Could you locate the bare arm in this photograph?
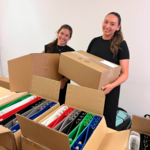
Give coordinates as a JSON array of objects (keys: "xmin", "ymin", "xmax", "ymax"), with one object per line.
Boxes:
[{"xmin": 102, "ymin": 59, "xmax": 129, "ymax": 94}]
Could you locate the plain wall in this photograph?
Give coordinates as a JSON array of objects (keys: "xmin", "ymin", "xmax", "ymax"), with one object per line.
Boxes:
[{"xmin": 0, "ymin": 0, "xmax": 150, "ymax": 117}]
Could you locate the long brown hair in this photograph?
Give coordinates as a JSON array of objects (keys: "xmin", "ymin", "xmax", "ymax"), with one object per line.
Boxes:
[
  {"xmin": 107, "ymin": 12, "xmax": 124, "ymax": 57},
  {"xmin": 47, "ymin": 24, "xmax": 73, "ymax": 53}
]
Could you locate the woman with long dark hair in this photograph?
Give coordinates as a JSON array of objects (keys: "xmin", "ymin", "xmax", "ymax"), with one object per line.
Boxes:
[
  {"xmin": 42, "ymin": 24, "xmax": 75, "ymax": 105},
  {"xmin": 87, "ymin": 12, "xmax": 130, "ymax": 129}
]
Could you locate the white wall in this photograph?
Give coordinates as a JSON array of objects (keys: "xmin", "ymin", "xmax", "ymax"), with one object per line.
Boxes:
[{"xmin": 0, "ymin": 0, "xmax": 150, "ymax": 117}]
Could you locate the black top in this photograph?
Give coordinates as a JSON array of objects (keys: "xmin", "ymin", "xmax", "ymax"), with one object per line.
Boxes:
[
  {"xmin": 87, "ymin": 36, "xmax": 130, "ymax": 65},
  {"xmin": 45, "ymin": 44, "xmax": 74, "ymax": 54}
]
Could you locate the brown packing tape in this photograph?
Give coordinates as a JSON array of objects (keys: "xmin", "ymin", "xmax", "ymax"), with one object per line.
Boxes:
[
  {"xmin": 21, "ymin": 135, "xmax": 50, "ymax": 150},
  {"xmin": 0, "ymin": 126, "xmax": 17, "ymax": 150}
]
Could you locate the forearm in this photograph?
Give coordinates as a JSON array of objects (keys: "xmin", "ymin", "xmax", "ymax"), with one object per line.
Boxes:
[{"xmin": 111, "ymin": 73, "xmax": 128, "ymax": 89}]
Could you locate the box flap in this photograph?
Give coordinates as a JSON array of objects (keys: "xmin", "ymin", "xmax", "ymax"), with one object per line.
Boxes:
[
  {"xmin": 0, "ymin": 126, "xmax": 17, "ymax": 150},
  {"xmin": 0, "ymin": 92, "xmax": 27, "ymax": 107},
  {"xmin": 98, "ymin": 130, "xmax": 130, "ymax": 150},
  {"xmin": 8, "ymin": 54, "xmax": 33, "ymax": 92},
  {"xmin": 0, "ymin": 77, "xmax": 10, "ymax": 90},
  {"xmin": 131, "ymin": 115, "xmax": 150, "ymax": 135},
  {"xmin": 31, "ymin": 53, "xmax": 62, "ymax": 81},
  {"xmin": 83, "ymin": 117, "xmax": 108, "ymax": 150},
  {"xmin": 30, "ymin": 75, "xmax": 60, "ymax": 102},
  {"xmin": 65, "ymin": 84, "xmax": 105, "ymax": 116},
  {"xmin": 17, "ymin": 114, "xmax": 70, "ymax": 150}
]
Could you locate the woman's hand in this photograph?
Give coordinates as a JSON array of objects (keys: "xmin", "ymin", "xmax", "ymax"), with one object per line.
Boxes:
[
  {"xmin": 60, "ymin": 78, "xmax": 68, "ymax": 89},
  {"xmin": 102, "ymin": 84, "xmax": 114, "ymax": 94}
]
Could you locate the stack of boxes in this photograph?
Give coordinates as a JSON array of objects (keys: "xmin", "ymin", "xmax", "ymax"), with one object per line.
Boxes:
[{"xmin": 0, "ymin": 51, "xmax": 149, "ymax": 150}]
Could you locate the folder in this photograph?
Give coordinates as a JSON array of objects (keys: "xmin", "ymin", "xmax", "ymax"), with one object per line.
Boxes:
[
  {"xmin": 0, "ymin": 94, "xmax": 32, "ymax": 111},
  {"xmin": 64, "ymin": 111, "xmax": 87, "ymax": 135},
  {"xmin": 69, "ymin": 113, "xmax": 95, "ymax": 146},
  {"xmin": 71, "ymin": 116, "xmax": 102, "ymax": 150},
  {"xmin": 11, "ymin": 101, "xmax": 57, "ymax": 133},
  {"xmin": 47, "ymin": 107, "xmax": 75, "ymax": 128},
  {"xmin": 54, "ymin": 109, "xmax": 81, "ymax": 132},
  {"xmin": 0, "ymin": 96, "xmax": 42, "ymax": 122},
  {"xmin": 4, "ymin": 99, "xmax": 47, "ymax": 129},
  {"xmin": 41, "ymin": 106, "xmax": 68, "ymax": 126},
  {"xmin": 0, "ymin": 99, "xmax": 45, "ymax": 125},
  {"xmin": 0, "ymin": 96, "xmax": 37, "ymax": 115}
]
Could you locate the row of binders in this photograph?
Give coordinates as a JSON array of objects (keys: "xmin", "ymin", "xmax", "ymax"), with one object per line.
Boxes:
[
  {"xmin": 41, "ymin": 106, "xmax": 102, "ymax": 150},
  {"xmin": 127, "ymin": 131, "xmax": 150, "ymax": 150},
  {"xmin": 0, "ymin": 94, "xmax": 56, "ymax": 133}
]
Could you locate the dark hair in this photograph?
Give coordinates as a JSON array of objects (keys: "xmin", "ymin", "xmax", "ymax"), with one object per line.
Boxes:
[
  {"xmin": 47, "ymin": 24, "xmax": 73, "ymax": 53},
  {"xmin": 106, "ymin": 12, "xmax": 124, "ymax": 57}
]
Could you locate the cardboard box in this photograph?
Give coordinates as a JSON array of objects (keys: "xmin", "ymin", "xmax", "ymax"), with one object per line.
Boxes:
[
  {"xmin": 20, "ymin": 128, "xmax": 117, "ymax": 150},
  {"xmin": 0, "ymin": 75, "xmax": 61, "ymax": 150},
  {"xmin": 0, "ymin": 76, "xmax": 10, "ymax": 90},
  {"xmin": 59, "ymin": 50, "xmax": 121, "ymax": 90},
  {"xmin": 16, "ymin": 84, "xmax": 133, "ymax": 150},
  {"xmin": 8, "ymin": 53, "xmax": 62, "ymax": 92}
]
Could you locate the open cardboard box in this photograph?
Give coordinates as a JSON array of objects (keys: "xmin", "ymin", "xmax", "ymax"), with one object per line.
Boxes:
[
  {"xmin": 17, "ymin": 84, "xmax": 132, "ymax": 150},
  {"xmin": 59, "ymin": 50, "xmax": 121, "ymax": 90},
  {"xmin": 8, "ymin": 53, "xmax": 62, "ymax": 92},
  {"xmin": 0, "ymin": 75, "xmax": 61, "ymax": 150},
  {"xmin": 0, "ymin": 76, "xmax": 10, "ymax": 90}
]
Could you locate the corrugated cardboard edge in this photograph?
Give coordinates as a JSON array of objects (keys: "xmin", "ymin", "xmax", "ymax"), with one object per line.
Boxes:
[
  {"xmin": 131, "ymin": 115, "xmax": 150, "ymax": 135},
  {"xmin": 30, "ymin": 75, "xmax": 60, "ymax": 103},
  {"xmin": 65, "ymin": 84, "xmax": 105, "ymax": 116},
  {"xmin": 17, "ymin": 115, "xmax": 70, "ymax": 150},
  {"xmin": 0, "ymin": 126, "xmax": 17, "ymax": 150},
  {"xmin": 8, "ymin": 54, "xmax": 33, "ymax": 92}
]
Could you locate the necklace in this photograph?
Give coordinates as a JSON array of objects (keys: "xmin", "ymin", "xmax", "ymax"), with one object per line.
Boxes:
[{"xmin": 56, "ymin": 45, "xmax": 66, "ymax": 52}]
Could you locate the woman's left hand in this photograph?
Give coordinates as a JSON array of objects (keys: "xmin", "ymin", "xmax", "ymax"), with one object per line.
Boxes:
[
  {"xmin": 102, "ymin": 84, "xmax": 114, "ymax": 94},
  {"xmin": 60, "ymin": 78, "xmax": 67, "ymax": 89}
]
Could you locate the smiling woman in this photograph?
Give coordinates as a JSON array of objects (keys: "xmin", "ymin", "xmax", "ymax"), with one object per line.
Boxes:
[
  {"xmin": 87, "ymin": 12, "xmax": 130, "ymax": 129},
  {"xmin": 41, "ymin": 24, "xmax": 75, "ymax": 105}
]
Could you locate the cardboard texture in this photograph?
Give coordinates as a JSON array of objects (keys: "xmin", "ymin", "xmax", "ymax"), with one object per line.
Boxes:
[
  {"xmin": 0, "ymin": 126, "xmax": 17, "ymax": 150},
  {"xmin": 0, "ymin": 86, "xmax": 15, "ymax": 99},
  {"xmin": 0, "ymin": 146, "xmax": 8, "ymax": 150},
  {"xmin": 0, "ymin": 76, "xmax": 60, "ymax": 150},
  {"xmin": 8, "ymin": 53, "xmax": 62, "ymax": 92},
  {"xmin": 0, "ymin": 76, "xmax": 10, "ymax": 90},
  {"xmin": 59, "ymin": 50, "xmax": 121, "ymax": 90},
  {"xmin": 21, "ymin": 136, "xmax": 50, "ymax": 150}
]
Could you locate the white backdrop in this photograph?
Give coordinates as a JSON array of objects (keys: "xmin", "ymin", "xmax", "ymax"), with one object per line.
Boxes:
[{"xmin": 0, "ymin": 0, "xmax": 150, "ymax": 117}]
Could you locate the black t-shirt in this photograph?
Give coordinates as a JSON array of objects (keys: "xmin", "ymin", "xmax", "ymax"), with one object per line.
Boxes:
[
  {"xmin": 87, "ymin": 36, "xmax": 130, "ymax": 65},
  {"xmin": 45, "ymin": 44, "xmax": 74, "ymax": 54}
]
